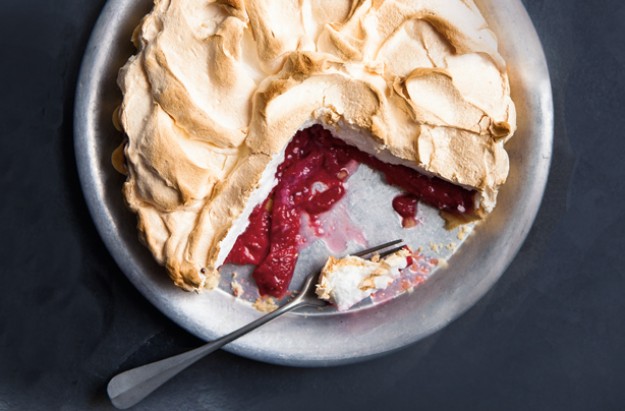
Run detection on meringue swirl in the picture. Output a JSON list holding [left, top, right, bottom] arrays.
[[117, 0, 516, 291]]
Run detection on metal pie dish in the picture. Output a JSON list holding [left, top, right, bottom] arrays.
[[75, 0, 553, 366]]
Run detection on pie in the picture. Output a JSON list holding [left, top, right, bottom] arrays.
[[114, 0, 516, 297]]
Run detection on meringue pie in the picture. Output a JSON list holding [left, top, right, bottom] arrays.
[[115, 0, 516, 294]]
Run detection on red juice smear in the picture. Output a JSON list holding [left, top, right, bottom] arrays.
[[299, 202, 366, 254], [225, 125, 475, 298]]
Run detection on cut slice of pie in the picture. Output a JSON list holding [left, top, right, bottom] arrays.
[[223, 124, 477, 298], [115, 0, 516, 294]]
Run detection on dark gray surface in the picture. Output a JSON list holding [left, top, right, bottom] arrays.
[[0, 0, 623, 410]]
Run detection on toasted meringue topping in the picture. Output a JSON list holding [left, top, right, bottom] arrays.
[[117, 0, 516, 291]]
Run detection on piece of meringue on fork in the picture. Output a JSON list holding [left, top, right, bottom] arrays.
[[316, 248, 411, 311]]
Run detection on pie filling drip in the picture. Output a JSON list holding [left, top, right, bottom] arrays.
[[226, 125, 474, 298], [392, 195, 420, 228]]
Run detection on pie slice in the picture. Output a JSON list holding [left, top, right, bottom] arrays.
[[115, 0, 516, 294]]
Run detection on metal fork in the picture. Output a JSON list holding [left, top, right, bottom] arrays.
[[107, 239, 405, 409]]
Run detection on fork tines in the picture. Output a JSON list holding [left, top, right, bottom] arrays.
[[353, 239, 406, 260]]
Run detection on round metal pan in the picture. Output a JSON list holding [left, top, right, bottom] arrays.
[[74, 0, 553, 366]]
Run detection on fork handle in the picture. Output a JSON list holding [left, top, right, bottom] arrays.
[[107, 299, 306, 409]]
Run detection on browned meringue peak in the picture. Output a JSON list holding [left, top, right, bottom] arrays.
[[117, 0, 516, 291]]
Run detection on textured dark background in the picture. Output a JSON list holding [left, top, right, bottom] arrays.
[[1, 0, 624, 410]]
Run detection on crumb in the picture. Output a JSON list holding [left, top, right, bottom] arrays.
[[437, 259, 449, 269], [457, 226, 469, 241], [229, 272, 243, 296], [253, 297, 278, 313], [371, 254, 380, 263], [429, 242, 442, 253], [231, 279, 244, 297], [203, 270, 219, 290], [446, 242, 457, 251]]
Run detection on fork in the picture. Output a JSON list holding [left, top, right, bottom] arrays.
[[107, 239, 405, 409]]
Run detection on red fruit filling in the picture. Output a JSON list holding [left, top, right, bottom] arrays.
[[225, 125, 474, 298]]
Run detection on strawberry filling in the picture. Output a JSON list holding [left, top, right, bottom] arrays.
[[225, 125, 474, 298]]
